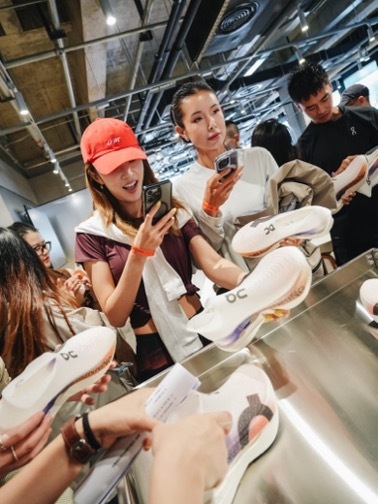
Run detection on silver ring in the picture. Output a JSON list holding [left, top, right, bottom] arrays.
[[0, 434, 7, 452], [10, 446, 18, 462]]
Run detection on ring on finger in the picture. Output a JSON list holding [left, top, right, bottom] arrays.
[[11, 446, 19, 462], [0, 434, 7, 452]]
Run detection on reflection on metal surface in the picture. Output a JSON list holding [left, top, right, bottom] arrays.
[[280, 400, 376, 503], [125, 250, 378, 504]]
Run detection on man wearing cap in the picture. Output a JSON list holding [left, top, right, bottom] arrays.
[[340, 84, 371, 107], [287, 62, 378, 265]]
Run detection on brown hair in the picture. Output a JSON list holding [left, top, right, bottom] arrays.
[[0, 228, 76, 378], [85, 159, 184, 236]]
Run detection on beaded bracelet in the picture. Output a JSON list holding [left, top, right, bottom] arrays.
[[202, 201, 219, 214], [131, 245, 155, 257]]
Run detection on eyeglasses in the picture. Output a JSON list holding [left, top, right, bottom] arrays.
[[32, 241, 52, 255]]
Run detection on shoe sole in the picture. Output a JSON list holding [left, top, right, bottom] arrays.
[[358, 149, 378, 197], [0, 327, 116, 429], [209, 411, 279, 504], [232, 206, 333, 258], [217, 255, 311, 352], [333, 155, 368, 204], [188, 247, 311, 349], [360, 279, 378, 322]]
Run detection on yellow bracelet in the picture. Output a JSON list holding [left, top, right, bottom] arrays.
[[131, 246, 155, 257]]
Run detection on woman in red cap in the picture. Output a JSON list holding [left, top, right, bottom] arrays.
[[75, 118, 247, 382]]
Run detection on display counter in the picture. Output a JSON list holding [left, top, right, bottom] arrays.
[[124, 248, 378, 504]]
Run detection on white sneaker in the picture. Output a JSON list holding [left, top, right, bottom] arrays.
[[357, 149, 378, 198], [167, 363, 279, 504], [360, 278, 378, 323], [232, 206, 333, 258], [0, 327, 116, 429], [332, 154, 368, 208], [187, 247, 312, 352]]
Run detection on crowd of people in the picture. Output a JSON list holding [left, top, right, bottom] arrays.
[[0, 60, 377, 502]]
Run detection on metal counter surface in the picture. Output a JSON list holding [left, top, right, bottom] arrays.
[[131, 249, 378, 504]]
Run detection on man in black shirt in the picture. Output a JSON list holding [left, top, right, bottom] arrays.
[[287, 62, 378, 265]]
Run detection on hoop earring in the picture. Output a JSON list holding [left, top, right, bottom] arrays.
[[100, 184, 104, 190]]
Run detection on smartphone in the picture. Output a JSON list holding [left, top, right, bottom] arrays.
[[214, 149, 238, 174], [142, 179, 172, 222]]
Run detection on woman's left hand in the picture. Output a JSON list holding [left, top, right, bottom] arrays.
[[133, 204, 177, 252]]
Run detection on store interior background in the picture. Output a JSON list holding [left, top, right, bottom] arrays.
[[0, 0, 377, 267]]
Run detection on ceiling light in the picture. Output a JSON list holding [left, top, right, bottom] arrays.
[[53, 166, 59, 174], [239, 103, 247, 115], [14, 91, 29, 116], [359, 48, 370, 62], [106, 15, 116, 26], [244, 57, 266, 77], [156, 151, 164, 161], [50, 156, 57, 163], [295, 47, 306, 65], [336, 79, 342, 90], [64, 181, 70, 187], [367, 24, 375, 43], [100, 0, 116, 25], [298, 7, 309, 32], [68, 187, 73, 192]]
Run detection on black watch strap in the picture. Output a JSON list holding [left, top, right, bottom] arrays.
[[82, 412, 101, 450]]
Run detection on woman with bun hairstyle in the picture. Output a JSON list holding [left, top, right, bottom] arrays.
[[75, 118, 247, 382]]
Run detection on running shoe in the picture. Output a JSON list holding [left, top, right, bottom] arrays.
[[232, 206, 333, 258], [332, 154, 368, 206], [357, 148, 378, 198], [167, 363, 279, 504], [187, 247, 311, 352], [360, 278, 378, 323], [0, 327, 116, 430]]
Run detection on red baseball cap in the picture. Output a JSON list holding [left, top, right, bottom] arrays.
[[80, 118, 147, 174]]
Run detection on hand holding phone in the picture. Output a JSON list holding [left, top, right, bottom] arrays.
[[142, 180, 172, 223], [214, 149, 238, 175]]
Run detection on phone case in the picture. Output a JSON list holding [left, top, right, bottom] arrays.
[[215, 149, 238, 173], [142, 179, 172, 221]]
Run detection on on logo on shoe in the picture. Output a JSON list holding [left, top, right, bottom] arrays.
[[226, 288, 248, 303], [60, 350, 78, 360]]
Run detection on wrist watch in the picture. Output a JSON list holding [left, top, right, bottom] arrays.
[[61, 416, 97, 464]]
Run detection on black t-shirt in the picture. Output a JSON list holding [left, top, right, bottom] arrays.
[[297, 106, 378, 251], [298, 105, 378, 174]]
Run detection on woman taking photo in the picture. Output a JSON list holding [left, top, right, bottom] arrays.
[[75, 118, 247, 382], [170, 80, 279, 271]]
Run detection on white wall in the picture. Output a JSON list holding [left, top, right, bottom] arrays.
[[0, 158, 37, 203], [34, 188, 93, 267]]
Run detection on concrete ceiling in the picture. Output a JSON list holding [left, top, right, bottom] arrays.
[[0, 0, 377, 202]]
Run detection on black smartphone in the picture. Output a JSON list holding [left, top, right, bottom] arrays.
[[214, 149, 238, 175], [142, 179, 172, 222]]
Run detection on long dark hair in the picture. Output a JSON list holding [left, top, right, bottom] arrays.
[[0, 228, 73, 377], [251, 119, 298, 166]]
